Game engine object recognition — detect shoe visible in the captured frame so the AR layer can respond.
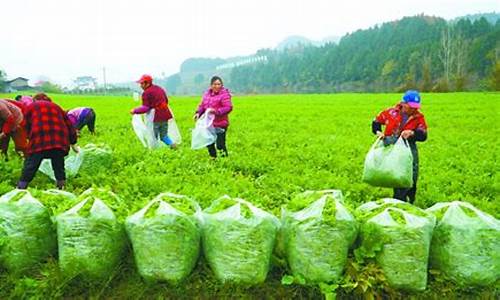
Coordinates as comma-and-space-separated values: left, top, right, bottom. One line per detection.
17, 181, 28, 189
56, 180, 66, 190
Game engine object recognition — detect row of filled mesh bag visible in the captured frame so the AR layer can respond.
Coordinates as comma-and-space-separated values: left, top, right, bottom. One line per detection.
0, 189, 498, 291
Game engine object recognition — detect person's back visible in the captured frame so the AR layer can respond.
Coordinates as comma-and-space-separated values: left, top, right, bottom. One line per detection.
26, 97, 74, 154
18, 93, 77, 190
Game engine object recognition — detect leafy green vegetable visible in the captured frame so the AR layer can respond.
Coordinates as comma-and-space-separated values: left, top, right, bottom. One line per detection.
201, 196, 279, 284
362, 139, 413, 188
153, 193, 199, 215
426, 201, 500, 286
203, 196, 252, 218
281, 190, 358, 285
0, 190, 56, 274
33, 189, 78, 216
355, 198, 427, 221
125, 194, 201, 283
56, 194, 125, 281
355, 202, 436, 291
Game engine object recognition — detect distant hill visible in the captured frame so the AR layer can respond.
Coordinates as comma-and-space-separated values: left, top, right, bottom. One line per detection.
276, 35, 341, 51
159, 12, 500, 95
230, 14, 500, 93
451, 12, 500, 24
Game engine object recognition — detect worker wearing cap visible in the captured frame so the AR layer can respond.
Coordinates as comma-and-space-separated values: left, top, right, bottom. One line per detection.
130, 74, 176, 148
371, 90, 428, 203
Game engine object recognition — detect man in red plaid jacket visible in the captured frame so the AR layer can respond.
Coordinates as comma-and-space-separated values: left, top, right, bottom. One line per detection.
17, 93, 78, 190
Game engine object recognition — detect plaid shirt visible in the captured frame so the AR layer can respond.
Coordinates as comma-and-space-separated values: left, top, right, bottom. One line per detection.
25, 100, 77, 154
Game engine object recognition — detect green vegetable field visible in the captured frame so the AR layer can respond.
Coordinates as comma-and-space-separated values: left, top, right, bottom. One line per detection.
0, 92, 498, 298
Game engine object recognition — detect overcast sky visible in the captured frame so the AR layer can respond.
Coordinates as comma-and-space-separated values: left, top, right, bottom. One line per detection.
1, 0, 498, 86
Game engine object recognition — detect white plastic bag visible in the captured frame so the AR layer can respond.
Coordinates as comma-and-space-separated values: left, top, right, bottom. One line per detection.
132, 109, 182, 149
125, 193, 201, 283
426, 201, 500, 286
362, 137, 414, 188
0, 189, 56, 273
358, 205, 436, 291
280, 190, 358, 284
132, 110, 161, 149
39, 150, 84, 181
191, 113, 216, 150
167, 109, 182, 145
198, 196, 279, 284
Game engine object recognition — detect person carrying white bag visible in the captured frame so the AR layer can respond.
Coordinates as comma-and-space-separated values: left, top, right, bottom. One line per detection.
193, 76, 233, 158
130, 74, 179, 149
370, 90, 428, 204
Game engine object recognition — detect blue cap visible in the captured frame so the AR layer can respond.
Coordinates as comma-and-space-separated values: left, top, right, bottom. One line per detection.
402, 90, 421, 108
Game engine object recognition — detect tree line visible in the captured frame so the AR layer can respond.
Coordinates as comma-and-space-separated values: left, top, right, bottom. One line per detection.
229, 15, 500, 93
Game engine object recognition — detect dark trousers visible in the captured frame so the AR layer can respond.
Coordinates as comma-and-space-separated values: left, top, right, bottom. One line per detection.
20, 149, 66, 183
393, 145, 419, 204
207, 127, 228, 158
0, 136, 9, 156
78, 109, 96, 133
153, 121, 168, 140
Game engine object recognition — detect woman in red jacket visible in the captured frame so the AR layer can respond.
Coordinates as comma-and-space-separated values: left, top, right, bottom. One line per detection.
17, 93, 78, 190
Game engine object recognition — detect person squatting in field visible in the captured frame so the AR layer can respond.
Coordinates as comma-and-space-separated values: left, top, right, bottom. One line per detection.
0, 99, 28, 159
130, 74, 177, 149
67, 107, 96, 136
371, 90, 428, 204
194, 76, 233, 159
17, 93, 79, 190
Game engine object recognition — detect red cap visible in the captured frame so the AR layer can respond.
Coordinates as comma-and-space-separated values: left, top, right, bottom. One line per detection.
136, 74, 153, 83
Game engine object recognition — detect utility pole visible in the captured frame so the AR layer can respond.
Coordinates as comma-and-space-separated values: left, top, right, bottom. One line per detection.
103, 67, 107, 95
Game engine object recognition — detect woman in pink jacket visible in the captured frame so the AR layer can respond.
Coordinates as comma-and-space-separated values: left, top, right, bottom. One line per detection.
194, 76, 233, 158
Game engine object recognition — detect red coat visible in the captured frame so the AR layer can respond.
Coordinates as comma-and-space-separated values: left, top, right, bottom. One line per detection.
375, 103, 427, 137
24, 100, 77, 155
133, 84, 172, 122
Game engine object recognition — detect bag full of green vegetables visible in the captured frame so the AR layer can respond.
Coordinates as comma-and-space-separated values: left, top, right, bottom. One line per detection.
0, 189, 56, 274
199, 196, 279, 285
280, 190, 358, 284
56, 195, 125, 280
426, 201, 500, 286
355, 201, 436, 291
126, 193, 201, 283
362, 137, 413, 188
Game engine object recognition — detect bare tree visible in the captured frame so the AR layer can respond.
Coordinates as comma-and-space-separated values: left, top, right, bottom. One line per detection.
439, 26, 455, 87
453, 31, 469, 91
